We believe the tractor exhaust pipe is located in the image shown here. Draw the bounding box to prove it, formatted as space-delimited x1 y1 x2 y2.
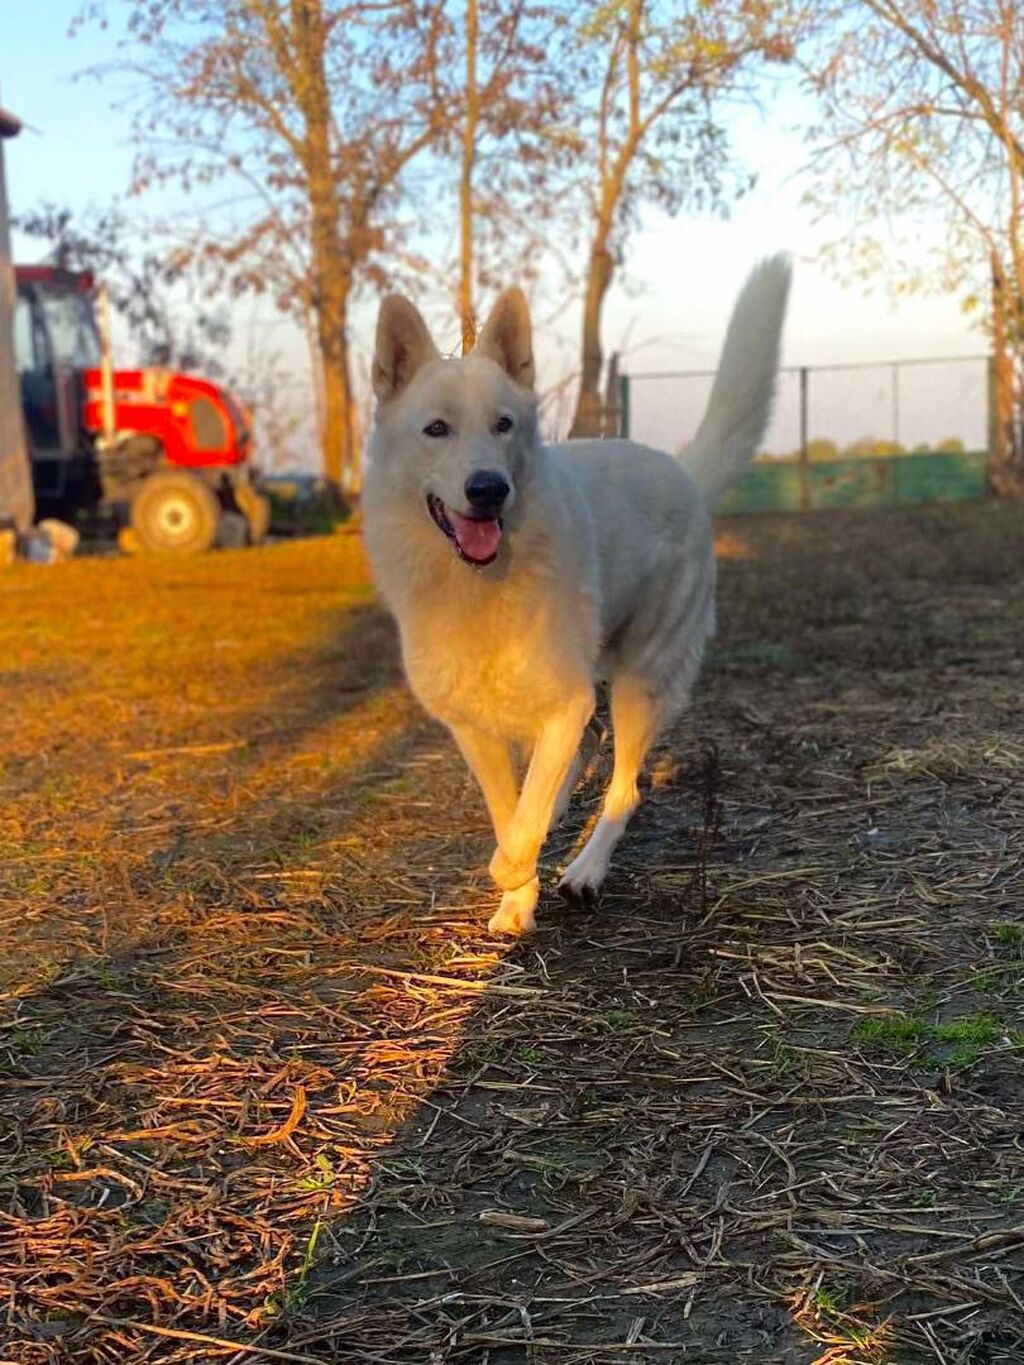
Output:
96 282 116 445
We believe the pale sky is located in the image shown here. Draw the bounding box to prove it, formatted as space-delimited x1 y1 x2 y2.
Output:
1 5 990 467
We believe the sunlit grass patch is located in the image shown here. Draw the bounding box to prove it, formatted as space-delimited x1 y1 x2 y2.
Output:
0 536 512 1352
850 1014 928 1054
931 1014 1003 1046
994 922 1024 954
853 1011 1022 1069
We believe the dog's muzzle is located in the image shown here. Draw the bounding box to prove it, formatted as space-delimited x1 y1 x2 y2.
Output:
427 492 504 567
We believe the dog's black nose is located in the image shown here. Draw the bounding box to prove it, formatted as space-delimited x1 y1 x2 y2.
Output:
464 469 510 515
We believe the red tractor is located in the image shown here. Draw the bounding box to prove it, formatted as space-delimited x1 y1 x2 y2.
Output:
14 265 270 553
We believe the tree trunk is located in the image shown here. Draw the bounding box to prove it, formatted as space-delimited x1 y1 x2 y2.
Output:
459 0 479 355
570 0 643 440
296 0 357 491
987 249 1024 497
315 278 355 491
570 224 615 438
305 301 326 471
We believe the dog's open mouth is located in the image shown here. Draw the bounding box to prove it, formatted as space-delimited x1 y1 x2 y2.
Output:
427 493 503 567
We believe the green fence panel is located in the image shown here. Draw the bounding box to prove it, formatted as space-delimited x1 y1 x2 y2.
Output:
719 450 989 515
893 451 988 503
717 460 804 514
809 458 896 509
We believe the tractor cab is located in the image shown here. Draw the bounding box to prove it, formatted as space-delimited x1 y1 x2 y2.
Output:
14 267 101 505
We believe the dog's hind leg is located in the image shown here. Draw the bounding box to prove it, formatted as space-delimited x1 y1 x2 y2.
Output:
552 717 602 826
449 722 519 845
559 674 660 905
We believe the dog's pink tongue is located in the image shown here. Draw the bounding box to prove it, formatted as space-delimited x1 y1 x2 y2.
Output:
449 511 502 562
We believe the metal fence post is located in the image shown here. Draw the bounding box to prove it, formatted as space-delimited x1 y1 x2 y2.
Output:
798 366 810 510
987 354 999 470
618 373 631 439
603 351 620 438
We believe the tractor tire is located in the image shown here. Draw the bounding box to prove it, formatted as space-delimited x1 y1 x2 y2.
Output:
234 484 272 544
131 471 221 556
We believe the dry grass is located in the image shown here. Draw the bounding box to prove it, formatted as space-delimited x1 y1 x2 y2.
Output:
1 500 1023 1363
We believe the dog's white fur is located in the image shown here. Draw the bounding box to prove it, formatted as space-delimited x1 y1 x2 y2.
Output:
363 258 791 934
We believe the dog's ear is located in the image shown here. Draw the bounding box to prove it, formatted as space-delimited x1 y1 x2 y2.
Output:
373 296 440 402
475 288 535 390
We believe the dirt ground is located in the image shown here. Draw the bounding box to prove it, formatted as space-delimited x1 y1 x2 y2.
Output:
1 501 1023 1365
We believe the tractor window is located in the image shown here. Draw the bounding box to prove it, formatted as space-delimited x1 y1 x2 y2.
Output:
13 294 38 375
15 291 60 451
39 289 101 369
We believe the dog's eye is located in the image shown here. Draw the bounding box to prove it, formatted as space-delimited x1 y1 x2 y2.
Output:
423 419 451 438
494 415 514 434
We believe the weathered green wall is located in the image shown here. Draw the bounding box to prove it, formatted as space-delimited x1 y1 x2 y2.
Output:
719 451 989 515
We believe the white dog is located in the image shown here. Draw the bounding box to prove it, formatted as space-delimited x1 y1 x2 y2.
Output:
363 257 791 935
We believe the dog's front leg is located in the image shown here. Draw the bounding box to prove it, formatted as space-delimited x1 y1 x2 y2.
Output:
448 721 519 846
488 688 595 935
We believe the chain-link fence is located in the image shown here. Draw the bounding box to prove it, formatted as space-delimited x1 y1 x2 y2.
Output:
622 355 990 462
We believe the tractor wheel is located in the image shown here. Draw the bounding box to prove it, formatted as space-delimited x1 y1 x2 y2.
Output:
131 471 220 556
235 484 272 544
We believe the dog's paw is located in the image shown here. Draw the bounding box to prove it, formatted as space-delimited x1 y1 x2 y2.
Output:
488 877 539 936
558 877 599 912
558 847 608 910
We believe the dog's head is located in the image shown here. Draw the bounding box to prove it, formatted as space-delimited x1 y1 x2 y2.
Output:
369 290 539 569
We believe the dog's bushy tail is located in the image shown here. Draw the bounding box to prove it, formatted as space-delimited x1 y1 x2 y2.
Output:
680 255 792 506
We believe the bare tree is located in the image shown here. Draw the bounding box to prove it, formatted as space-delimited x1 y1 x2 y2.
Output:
806 0 1024 494
459 0 480 354
451 0 576 355
568 0 798 438
83 0 450 493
